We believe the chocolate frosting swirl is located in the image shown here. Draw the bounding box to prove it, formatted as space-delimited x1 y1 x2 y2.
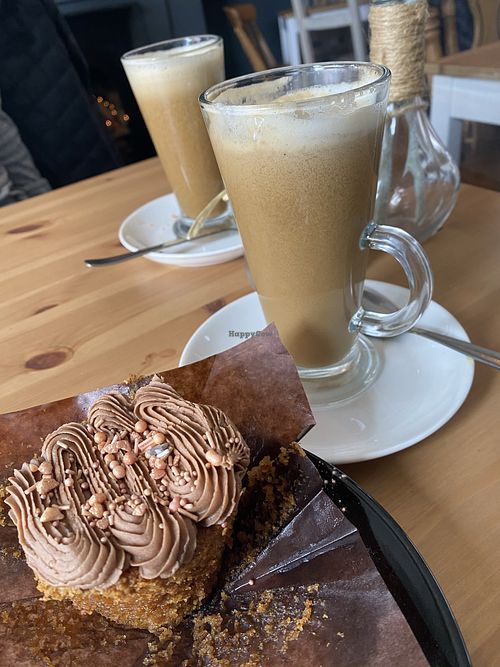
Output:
88 392 136 433
6 425 127 589
134 379 249 526
6 379 249 590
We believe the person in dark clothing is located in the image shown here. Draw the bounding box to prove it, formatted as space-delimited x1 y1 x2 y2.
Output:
0 0 122 191
0 97 51 206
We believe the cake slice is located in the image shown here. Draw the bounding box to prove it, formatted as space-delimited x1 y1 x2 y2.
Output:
5 376 249 632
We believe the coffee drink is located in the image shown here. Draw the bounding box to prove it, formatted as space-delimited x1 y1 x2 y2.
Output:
203 80 385 369
202 64 433 403
122 37 225 219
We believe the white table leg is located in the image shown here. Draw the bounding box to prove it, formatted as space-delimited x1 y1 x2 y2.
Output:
278 15 290 65
286 16 303 65
346 0 367 61
291 0 314 63
430 75 463 163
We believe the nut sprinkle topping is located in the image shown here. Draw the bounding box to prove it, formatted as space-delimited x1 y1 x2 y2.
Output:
6 376 249 590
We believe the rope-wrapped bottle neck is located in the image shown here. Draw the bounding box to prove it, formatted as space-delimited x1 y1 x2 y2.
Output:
369 0 428 103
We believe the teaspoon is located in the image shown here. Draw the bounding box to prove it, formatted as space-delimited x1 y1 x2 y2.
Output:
84 189 232 267
363 287 500 370
84 222 236 267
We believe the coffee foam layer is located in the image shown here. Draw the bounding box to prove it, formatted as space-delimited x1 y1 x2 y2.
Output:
123 42 223 102
210 75 377 106
123 41 220 76
206 88 383 152
204 74 385 152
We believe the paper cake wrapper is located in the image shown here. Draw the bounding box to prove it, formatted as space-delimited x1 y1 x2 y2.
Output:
0 325 428 666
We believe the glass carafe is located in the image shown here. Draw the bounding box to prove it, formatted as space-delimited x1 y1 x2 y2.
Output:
370 0 460 242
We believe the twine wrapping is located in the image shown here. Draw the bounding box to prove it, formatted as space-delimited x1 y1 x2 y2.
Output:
369 0 428 102
387 99 428 117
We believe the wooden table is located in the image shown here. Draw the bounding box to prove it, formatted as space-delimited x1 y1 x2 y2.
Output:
1 159 499 665
426 41 500 80
429 41 500 163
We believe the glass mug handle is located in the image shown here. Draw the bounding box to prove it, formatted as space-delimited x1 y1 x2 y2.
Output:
350 222 433 336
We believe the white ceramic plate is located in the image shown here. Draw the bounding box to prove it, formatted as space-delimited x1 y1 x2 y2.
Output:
119 193 244 267
180 280 474 464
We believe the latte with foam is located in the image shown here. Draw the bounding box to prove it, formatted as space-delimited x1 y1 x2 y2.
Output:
203 80 386 369
123 38 225 219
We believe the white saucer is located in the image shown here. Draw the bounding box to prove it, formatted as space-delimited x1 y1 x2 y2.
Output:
180 280 474 464
119 193 244 267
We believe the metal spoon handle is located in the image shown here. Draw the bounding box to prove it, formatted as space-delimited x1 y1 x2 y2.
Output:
411 327 500 370
84 225 234 267
186 189 228 240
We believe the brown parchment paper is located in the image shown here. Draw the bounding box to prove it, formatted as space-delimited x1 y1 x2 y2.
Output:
0 326 428 666
0 324 313 477
0 325 315 665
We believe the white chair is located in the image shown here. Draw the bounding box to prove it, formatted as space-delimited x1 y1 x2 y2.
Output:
278 0 368 66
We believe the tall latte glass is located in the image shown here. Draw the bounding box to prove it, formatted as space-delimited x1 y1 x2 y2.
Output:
122 36 229 236
201 63 433 404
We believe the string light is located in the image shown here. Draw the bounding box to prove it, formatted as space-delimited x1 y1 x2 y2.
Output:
94 94 130 129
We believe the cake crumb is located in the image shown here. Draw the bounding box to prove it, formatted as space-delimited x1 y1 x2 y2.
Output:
0 482 8 526
227 447 302 576
0 599 139 663
307 583 320 592
192 583 319 663
0 545 22 559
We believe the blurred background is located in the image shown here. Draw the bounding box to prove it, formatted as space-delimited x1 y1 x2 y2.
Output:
0 0 498 206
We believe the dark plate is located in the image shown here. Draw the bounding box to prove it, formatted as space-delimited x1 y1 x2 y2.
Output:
309 452 472 667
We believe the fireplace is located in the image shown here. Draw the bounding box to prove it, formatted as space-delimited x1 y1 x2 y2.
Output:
56 0 207 164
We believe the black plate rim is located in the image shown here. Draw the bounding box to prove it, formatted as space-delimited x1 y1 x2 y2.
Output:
307 451 472 667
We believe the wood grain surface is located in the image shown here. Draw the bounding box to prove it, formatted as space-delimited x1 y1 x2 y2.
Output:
426 40 500 79
1 158 499 665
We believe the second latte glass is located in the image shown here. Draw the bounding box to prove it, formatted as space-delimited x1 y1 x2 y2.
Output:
122 36 229 236
200 63 433 403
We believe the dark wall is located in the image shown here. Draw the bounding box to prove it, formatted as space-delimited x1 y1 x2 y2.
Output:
202 0 291 78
